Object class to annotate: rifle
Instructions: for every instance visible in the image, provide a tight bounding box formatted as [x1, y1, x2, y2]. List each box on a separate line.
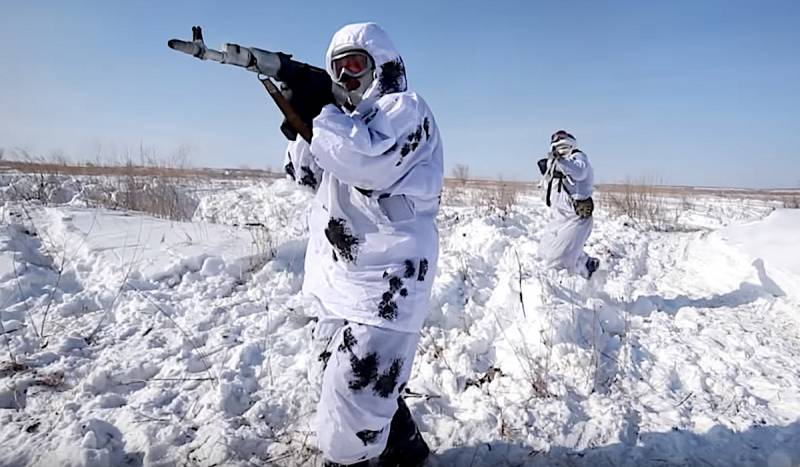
[167, 26, 334, 143]
[538, 150, 566, 207]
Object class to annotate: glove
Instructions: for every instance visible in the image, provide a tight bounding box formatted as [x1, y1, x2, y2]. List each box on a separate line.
[278, 80, 338, 141]
[537, 158, 548, 175]
[272, 58, 336, 140]
[539, 157, 565, 178]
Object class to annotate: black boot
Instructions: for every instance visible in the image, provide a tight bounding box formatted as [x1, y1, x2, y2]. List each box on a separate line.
[586, 257, 600, 279]
[379, 397, 430, 467]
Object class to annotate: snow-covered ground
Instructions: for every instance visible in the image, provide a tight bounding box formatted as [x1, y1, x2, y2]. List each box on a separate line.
[1, 177, 798, 466]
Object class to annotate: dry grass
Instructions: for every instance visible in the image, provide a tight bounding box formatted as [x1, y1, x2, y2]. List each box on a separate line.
[112, 172, 197, 221]
[598, 178, 800, 229]
[599, 177, 675, 230]
[442, 175, 530, 220]
[0, 159, 279, 181]
[784, 195, 800, 209]
[0, 154, 245, 221]
[599, 181, 800, 204]
[241, 222, 277, 275]
[486, 180, 522, 219]
[6, 153, 797, 215]
[463, 179, 526, 220]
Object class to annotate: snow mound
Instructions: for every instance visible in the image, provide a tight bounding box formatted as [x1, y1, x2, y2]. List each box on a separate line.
[30, 206, 264, 284]
[717, 209, 800, 299]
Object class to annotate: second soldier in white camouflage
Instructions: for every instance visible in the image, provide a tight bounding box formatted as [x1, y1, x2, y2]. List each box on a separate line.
[537, 130, 600, 279]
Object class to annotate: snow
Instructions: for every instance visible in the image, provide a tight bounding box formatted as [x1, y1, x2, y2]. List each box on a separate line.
[716, 209, 800, 299]
[1, 177, 799, 466]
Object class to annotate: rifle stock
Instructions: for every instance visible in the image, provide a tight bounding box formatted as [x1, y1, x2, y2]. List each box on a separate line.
[259, 77, 313, 143]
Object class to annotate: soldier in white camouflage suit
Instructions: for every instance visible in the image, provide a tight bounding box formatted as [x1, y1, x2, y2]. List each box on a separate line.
[537, 130, 600, 279]
[284, 22, 443, 467]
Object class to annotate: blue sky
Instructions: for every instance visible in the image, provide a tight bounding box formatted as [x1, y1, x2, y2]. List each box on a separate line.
[1, 1, 798, 188]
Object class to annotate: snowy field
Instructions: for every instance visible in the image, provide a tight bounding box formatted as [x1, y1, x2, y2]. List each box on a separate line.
[0, 173, 799, 466]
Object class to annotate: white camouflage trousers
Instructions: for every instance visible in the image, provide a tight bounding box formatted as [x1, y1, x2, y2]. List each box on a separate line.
[312, 311, 420, 465]
[539, 210, 594, 278]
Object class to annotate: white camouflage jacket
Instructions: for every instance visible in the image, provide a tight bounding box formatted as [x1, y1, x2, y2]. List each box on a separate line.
[548, 150, 594, 217]
[284, 23, 443, 333]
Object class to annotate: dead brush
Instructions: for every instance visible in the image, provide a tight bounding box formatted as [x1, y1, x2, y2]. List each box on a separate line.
[471, 179, 522, 220]
[0, 364, 66, 410]
[441, 183, 468, 207]
[1, 147, 199, 221]
[1, 151, 63, 205]
[783, 195, 800, 209]
[486, 268, 554, 399]
[491, 180, 520, 220]
[105, 164, 198, 221]
[243, 222, 277, 273]
[450, 163, 471, 187]
[601, 177, 682, 231]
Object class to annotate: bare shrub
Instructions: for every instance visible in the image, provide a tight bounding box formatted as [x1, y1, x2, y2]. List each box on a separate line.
[602, 177, 681, 231]
[111, 174, 197, 221]
[680, 194, 694, 211]
[493, 181, 519, 219]
[0, 148, 198, 221]
[103, 151, 196, 220]
[474, 178, 521, 219]
[440, 164, 472, 206]
[242, 222, 276, 273]
[0, 150, 69, 205]
[487, 271, 554, 398]
[783, 195, 800, 209]
[68, 155, 198, 221]
[451, 164, 470, 186]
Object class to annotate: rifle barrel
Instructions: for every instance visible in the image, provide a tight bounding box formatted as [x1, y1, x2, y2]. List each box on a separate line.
[167, 39, 225, 62]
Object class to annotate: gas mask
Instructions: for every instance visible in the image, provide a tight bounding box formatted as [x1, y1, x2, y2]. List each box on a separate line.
[550, 130, 577, 158]
[330, 48, 375, 108]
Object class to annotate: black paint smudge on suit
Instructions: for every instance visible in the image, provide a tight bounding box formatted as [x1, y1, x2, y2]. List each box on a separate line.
[318, 350, 331, 370]
[379, 59, 407, 95]
[378, 272, 409, 321]
[285, 159, 296, 180]
[373, 359, 403, 398]
[417, 258, 429, 282]
[338, 327, 357, 353]
[348, 352, 380, 391]
[325, 218, 359, 263]
[356, 428, 383, 446]
[404, 260, 416, 278]
[300, 166, 318, 189]
[396, 124, 424, 167]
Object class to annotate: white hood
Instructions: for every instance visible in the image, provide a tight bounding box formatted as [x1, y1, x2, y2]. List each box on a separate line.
[324, 22, 408, 99]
